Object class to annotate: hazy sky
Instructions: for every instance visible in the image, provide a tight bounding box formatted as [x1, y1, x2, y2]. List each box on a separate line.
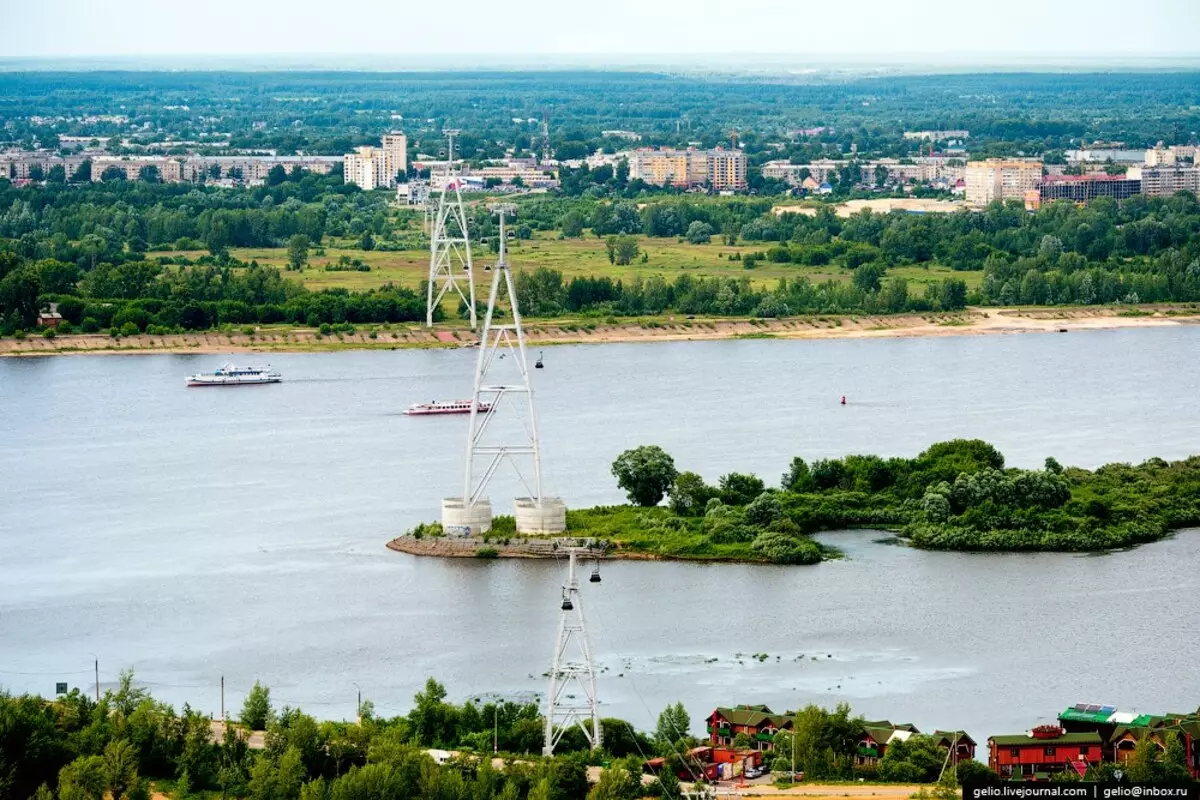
[2, 0, 1199, 61]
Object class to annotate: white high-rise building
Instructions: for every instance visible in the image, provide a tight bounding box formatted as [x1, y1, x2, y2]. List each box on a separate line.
[343, 133, 407, 189]
[382, 132, 407, 177]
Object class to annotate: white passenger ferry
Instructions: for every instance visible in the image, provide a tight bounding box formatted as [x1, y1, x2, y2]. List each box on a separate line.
[404, 400, 492, 416]
[185, 364, 282, 387]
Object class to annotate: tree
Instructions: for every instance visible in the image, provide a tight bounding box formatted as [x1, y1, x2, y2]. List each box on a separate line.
[686, 221, 713, 244]
[782, 457, 812, 491]
[668, 471, 716, 516]
[853, 263, 886, 293]
[47, 164, 67, 183]
[655, 702, 690, 748]
[615, 236, 639, 266]
[102, 740, 139, 800]
[586, 759, 641, 800]
[241, 682, 273, 730]
[718, 473, 765, 506]
[560, 212, 585, 238]
[139, 165, 161, 183]
[100, 166, 127, 182]
[267, 165, 288, 186]
[611, 446, 678, 507]
[731, 732, 752, 748]
[0, 264, 42, 328]
[58, 756, 107, 800]
[360, 231, 375, 251]
[287, 235, 310, 271]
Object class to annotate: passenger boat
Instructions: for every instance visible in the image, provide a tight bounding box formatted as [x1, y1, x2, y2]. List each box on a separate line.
[404, 400, 492, 416]
[185, 364, 282, 387]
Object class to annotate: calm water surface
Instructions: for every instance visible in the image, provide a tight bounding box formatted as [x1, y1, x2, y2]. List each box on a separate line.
[1, 328, 1199, 737]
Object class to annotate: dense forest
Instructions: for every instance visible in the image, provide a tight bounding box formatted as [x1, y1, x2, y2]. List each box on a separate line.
[0, 675, 1012, 800]
[568, 440, 1200, 561]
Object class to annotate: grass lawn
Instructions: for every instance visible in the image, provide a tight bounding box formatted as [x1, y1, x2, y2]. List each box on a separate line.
[179, 230, 983, 297]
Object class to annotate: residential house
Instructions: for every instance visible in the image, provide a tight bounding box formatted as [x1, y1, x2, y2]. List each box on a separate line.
[988, 727, 1103, 780]
[857, 721, 920, 768]
[707, 705, 792, 751]
[929, 731, 977, 765]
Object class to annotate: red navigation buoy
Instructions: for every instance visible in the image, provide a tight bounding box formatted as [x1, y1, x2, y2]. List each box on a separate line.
[840, 395, 846, 405]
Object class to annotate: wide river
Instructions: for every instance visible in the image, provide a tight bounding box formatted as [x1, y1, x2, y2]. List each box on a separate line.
[2, 328, 1199, 742]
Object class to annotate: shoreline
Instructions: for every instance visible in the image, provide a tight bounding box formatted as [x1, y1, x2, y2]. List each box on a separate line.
[2, 305, 1198, 357]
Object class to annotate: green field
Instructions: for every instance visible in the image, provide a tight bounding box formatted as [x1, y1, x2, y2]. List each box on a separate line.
[185, 231, 984, 297]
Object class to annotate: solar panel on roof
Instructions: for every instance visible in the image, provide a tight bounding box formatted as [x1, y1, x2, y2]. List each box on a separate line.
[1074, 704, 1088, 711]
[1100, 706, 1116, 715]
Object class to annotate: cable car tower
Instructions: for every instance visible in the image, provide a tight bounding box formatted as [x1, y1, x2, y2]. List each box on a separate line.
[426, 128, 477, 328]
[543, 542, 602, 756]
[440, 204, 566, 536]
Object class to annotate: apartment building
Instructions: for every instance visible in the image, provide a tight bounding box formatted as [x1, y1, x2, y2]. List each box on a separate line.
[706, 148, 747, 191]
[627, 147, 746, 190]
[1038, 174, 1141, 206]
[964, 158, 1043, 206]
[343, 132, 407, 190]
[904, 130, 969, 141]
[1127, 165, 1200, 197]
[761, 157, 964, 188]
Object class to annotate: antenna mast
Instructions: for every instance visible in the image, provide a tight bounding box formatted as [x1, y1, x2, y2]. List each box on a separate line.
[426, 128, 477, 328]
[544, 543, 601, 756]
[440, 204, 566, 535]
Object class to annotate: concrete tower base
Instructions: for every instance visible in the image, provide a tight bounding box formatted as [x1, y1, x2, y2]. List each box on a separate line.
[514, 497, 567, 534]
[442, 497, 493, 536]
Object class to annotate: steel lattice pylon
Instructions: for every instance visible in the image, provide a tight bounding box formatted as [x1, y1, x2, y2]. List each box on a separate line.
[460, 205, 542, 506]
[543, 546, 601, 756]
[426, 129, 477, 328]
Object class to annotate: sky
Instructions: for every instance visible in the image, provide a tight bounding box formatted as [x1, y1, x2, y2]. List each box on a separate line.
[1, 0, 1199, 64]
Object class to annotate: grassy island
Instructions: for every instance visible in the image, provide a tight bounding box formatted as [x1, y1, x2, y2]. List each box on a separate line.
[403, 440, 1200, 564]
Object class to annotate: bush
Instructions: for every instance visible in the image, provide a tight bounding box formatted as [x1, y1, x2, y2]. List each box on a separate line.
[119, 322, 140, 337]
[80, 317, 100, 333]
[475, 547, 500, 559]
[42, 327, 56, 339]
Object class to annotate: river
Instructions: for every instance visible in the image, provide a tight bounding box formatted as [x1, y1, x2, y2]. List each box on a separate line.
[1, 327, 1198, 741]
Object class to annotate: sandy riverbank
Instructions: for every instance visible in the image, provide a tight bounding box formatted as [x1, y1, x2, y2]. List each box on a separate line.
[2, 306, 1197, 357]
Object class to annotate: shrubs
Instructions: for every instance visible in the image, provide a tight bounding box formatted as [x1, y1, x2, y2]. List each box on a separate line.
[475, 547, 499, 559]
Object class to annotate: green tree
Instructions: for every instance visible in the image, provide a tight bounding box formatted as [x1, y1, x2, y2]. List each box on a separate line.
[668, 471, 716, 516]
[561, 211, 585, 238]
[587, 759, 641, 800]
[241, 682, 273, 730]
[58, 756, 108, 800]
[614, 235, 639, 266]
[360, 232, 375, 251]
[287, 235, 310, 271]
[102, 740, 139, 800]
[853, 263, 886, 293]
[612, 446, 678, 507]
[0, 264, 41, 328]
[654, 702, 690, 747]
[782, 457, 812, 491]
[718, 473, 765, 506]
[686, 221, 713, 244]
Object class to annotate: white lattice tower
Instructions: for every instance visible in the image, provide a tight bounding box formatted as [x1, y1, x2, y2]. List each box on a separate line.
[543, 546, 601, 756]
[441, 204, 565, 536]
[426, 129, 477, 328]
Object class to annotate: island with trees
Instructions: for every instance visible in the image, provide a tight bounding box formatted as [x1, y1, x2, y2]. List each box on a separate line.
[392, 440, 1200, 564]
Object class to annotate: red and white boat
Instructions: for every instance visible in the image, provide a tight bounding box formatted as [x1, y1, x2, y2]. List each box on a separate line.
[404, 400, 492, 416]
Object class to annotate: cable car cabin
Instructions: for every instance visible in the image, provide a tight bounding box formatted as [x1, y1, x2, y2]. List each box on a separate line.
[988, 728, 1103, 780]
